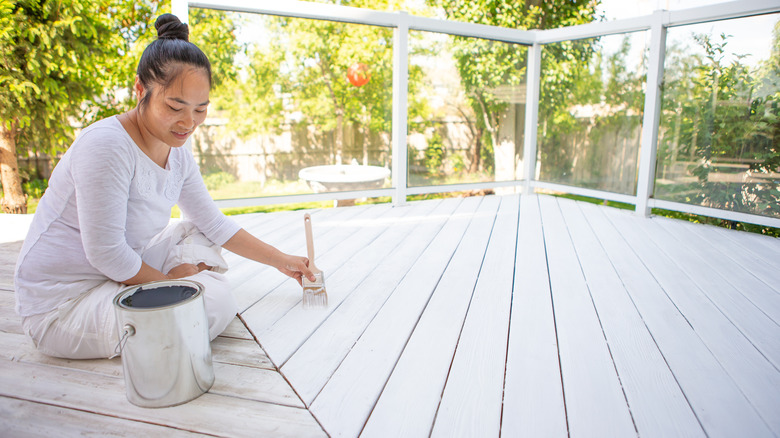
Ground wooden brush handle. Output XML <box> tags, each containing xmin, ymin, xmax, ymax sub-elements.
<box><xmin>304</xmin><ymin>213</ymin><xmax>316</xmax><ymax>267</ymax></box>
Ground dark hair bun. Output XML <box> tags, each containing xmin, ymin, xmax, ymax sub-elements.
<box><xmin>155</xmin><ymin>13</ymin><xmax>189</xmax><ymax>41</ymax></box>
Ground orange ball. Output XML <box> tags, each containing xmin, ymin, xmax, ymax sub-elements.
<box><xmin>347</xmin><ymin>62</ymin><xmax>371</xmax><ymax>87</ymax></box>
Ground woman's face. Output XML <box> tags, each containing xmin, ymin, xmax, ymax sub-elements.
<box><xmin>136</xmin><ymin>67</ymin><xmax>210</xmax><ymax>148</ymax></box>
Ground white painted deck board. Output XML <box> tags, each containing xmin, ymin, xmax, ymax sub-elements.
<box><xmin>240</xmin><ymin>204</ymin><xmax>397</xmax><ymax>337</ymax></box>
<box><xmin>710</xmin><ymin>220</ymin><xmax>780</xmax><ymax>263</ymax></box>
<box><xmin>683</xmin><ymin>220</ymin><xmax>780</xmax><ymax>294</ymax></box>
<box><xmin>429</xmin><ymin>195</ymin><xmax>518</xmax><ymax>437</ymax></box>
<box><xmin>229</xmin><ymin>206</ymin><xmax>379</xmax><ymax>313</ymax></box>
<box><xmin>256</xmin><ymin>202</ymin><xmax>425</xmax><ymax>366</ymax></box>
<box><xmin>560</xmin><ymin>198</ymin><xmax>705</xmax><ymax>438</ymax></box>
<box><xmin>1</xmin><ymin>194</ymin><xmax>778</xmax><ymax>437</ymax></box>
<box><xmin>360</xmin><ymin>196</ymin><xmax>500</xmax><ymax>437</ymax></box>
<box><xmin>501</xmin><ymin>195</ymin><xmax>567</xmax><ymax>438</ymax></box>
<box><xmin>593</xmin><ymin>204</ymin><xmax>776</xmax><ymax>437</ymax></box>
<box><xmin>282</xmin><ymin>198</ymin><xmax>458</xmax><ymax>406</ymax></box>
<box><xmin>654</xmin><ymin>215</ymin><xmax>780</xmax><ymax>325</ymax></box>
<box><xmin>741</xmin><ymin>230</ymin><xmax>780</xmax><ymax>259</ymax></box>
<box><xmin>308</xmin><ymin>196</ymin><xmax>481</xmax><ymax>438</ymax></box>
<box><xmin>638</xmin><ymin>213</ymin><xmax>780</xmax><ymax>370</ymax></box>
<box><xmin>539</xmin><ymin>195</ymin><xmax>638</xmax><ymax>437</ymax></box>
<box><xmin>605</xmin><ymin>206</ymin><xmax>780</xmax><ymax>435</ymax></box>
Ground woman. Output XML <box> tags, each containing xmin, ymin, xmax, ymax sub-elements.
<box><xmin>14</xmin><ymin>14</ymin><xmax>314</xmax><ymax>359</ymax></box>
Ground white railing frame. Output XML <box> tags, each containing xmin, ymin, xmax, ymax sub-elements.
<box><xmin>635</xmin><ymin>10</ymin><xmax>668</xmax><ymax>216</ymax></box>
<box><xmin>392</xmin><ymin>13</ymin><xmax>410</xmax><ymax>206</ymax></box>
<box><xmin>172</xmin><ymin>0</ymin><xmax>780</xmax><ymax>228</ymax></box>
<box><xmin>523</xmin><ymin>42</ymin><xmax>541</xmax><ymax>196</ymax></box>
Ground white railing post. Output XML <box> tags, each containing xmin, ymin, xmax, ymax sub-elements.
<box><xmin>172</xmin><ymin>0</ymin><xmax>189</xmax><ymax>23</ymax></box>
<box><xmin>392</xmin><ymin>12</ymin><xmax>410</xmax><ymax>206</ymax></box>
<box><xmin>635</xmin><ymin>10</ymin><xmax>668</xmax><ymax>216</ymax></box>
<box><xmin>523</xmin><ymin>43</ymin><xmax>542</xmax><ymax>195</ymax></box>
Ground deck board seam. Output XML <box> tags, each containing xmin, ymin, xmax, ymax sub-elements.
<box><xmin>557</xmin><ymin>198</ymin><xmax>640</xmax><ymax>436</ymax></box>
<box><xmin>428</xmin><ymin>195</ymin><xmax>503</xmax><ymax>436</ymax></box>
<box><xmin>538</xmin><ymin>196</ymin><xmax>571</xmax><ymax>437</ymax></box>
<box><xmin>575</xmin><ymin>201</ymin><xmax>709</xmax><ymax>437</ymax></box>
<box><xmin>498</xmin><ymin>194</ymin><xmax>524</xmax><ymax>438</ymax></box>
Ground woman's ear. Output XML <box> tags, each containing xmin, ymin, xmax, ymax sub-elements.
<box><xmin>134</xmin><ymin>77</ymin><xmax>145</xmax><ymax>101</ymax></box>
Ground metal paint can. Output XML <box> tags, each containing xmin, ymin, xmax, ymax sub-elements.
<box><xmin>113</xmin><ymin>279</ymin><xmax>214</xmax><ymax>408</ymax></box>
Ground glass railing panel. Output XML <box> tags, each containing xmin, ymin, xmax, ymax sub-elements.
<box><xmin>655</xmin><ymin>13</ymin><xmax>780</xmax><ymax>218</ymax></box>
<box><xmin>408</xmin><ymin>30</ymin><xmax>528</xmax><ymax>188</ymax></box>
<box><xmin>596</xmin><ymin>0</ymin><xmax>734</xmax><ymax>21</ymax></box>
<box><xmin>537</xmin><ymin>31</ymin><xmax>650</xmax><ymax>196</ymax></box>
<box><xmin>190</xmin><ymin>10</ymin><xmax>394</xmax><ymax>202</ymax></box>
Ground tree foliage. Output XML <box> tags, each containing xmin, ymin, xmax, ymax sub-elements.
<box><xmin>658</xmin><ymin>25</ymin><xmax>780</xmax><ymax>217</ymax></box>
<box><xmin>0</xmin><ymin>0</ymin><xmax>239</xmax><ymax>212</ymax></box>
<box><xmin>425</xmin><ymin>0</ymin><xmax>599</xmax><ymax>173</ymax></box>
<box><xmin>211</xmin><ymin>0</ymin><xmax>429</xmax><ymax>173</ymax></box>
<box><xmin>0</xmin><ymin>0</ymin><xmax>124</xmax><ymax>212</ymax></box>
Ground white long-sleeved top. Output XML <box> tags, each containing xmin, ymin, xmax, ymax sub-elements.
<box><xmin>14</xmin><ymin>116</ymin><xmax>240</xmax><ymax>317</ymax></box>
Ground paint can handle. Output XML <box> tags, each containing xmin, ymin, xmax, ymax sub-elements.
<box><xmin>110</xmin><ymin>324</ymin><xmax>136</xmax><ymax>359</ymax></box>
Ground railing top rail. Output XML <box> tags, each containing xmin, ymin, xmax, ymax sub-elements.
<box><xmin>185</xmin><ymin>0</ymin><xmax>399</xmax><ymax>27</ymax></box>
<box><xmin>182</xmin><ymin>0</ymin><xmax>780</xmax><ymax>44</ymax></box>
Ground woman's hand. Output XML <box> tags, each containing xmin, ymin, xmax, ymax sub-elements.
<box><xmin>223</xmin><ymin>228</ymin><xmax>316</xmax><ymax>286</ymax></box>
<box><xmin>166</xmin><ymin>263</ymin><xmax>210</xmax><ymax>279</ymax></box>
<box><xmin>277</xmin><ymin>254</ymin><xmax>315</xmax><ymax>286</ymax></box>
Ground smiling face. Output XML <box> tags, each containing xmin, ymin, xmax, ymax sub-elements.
<box><xmin>135</xmin><ymin>65</ymin><xmax>210</xmax><ymax>149</ymax></box>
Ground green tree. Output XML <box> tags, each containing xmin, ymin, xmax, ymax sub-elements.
<box><xmin>211</xmin><ymin>0</ymin><xmax>430</xmax><ymax>181</ymax></box>
<box><xmin>658</xmin><ymin>26</ymin><xmax>779</xmax><ymax>217</ymax></box>
<box><xmin>285</xmin><ymin>14</ymin><xmax>396</xmax><ymax>165</ymax></box>
<box><xmin>0</xmin><ymin>0</ymin><xmax>122</xmax><ymax>213</ymax></box>
<box><xmin>188</xmin><ymin>8</ymin><xmax>240</xmax><ymax>92</ymax></box>
<box><xmin>425</xmin><ymin>0</ymin><xmax>599</xmax><ymax>174</ymax></box>
<box><xmin>0</xmin><ymin>1</ymin><xmax>239</xmax><ymax>213</ymax></box>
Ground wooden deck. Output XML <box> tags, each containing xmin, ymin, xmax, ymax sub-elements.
<box><xmin>1</xmin><ymin>194</ymin><xmax>779</xmax><ymax>437</ymax></box>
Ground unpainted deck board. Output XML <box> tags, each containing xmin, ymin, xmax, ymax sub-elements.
<box><xmin>0</xmin><ymin>359</ymin><xmax>325</xmax><ymax>437</ymax></box>
<box><xmin>0</xmin><ymin>241</ymin><xmax>22</xmax><ymax>291</ymax></box>
<box><xmin>0</xmin><ymin>290</ymin><xmax>23</xmax><ymax>335</ymax></box>
<box><xmin>0</xmin><ymin>396</ymin><xmax>203</xmax><ymax>437</ymax></box>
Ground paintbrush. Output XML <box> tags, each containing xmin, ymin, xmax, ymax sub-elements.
<box><xmin>302</xmin><ymin>213</ymin><xmax>327</xmax><ymax>308</ymax></box>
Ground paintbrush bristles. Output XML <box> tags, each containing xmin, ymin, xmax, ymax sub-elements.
<box><xmin>302</xmin><ymin>272</ymin><xmax>327</xmax><ymax>308</ymax></box>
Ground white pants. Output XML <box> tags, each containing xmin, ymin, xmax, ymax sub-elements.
<box><xmin>21</xmin><ymin>221</ymin><xmax>238</xmax><ymax>360</ymax></box>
